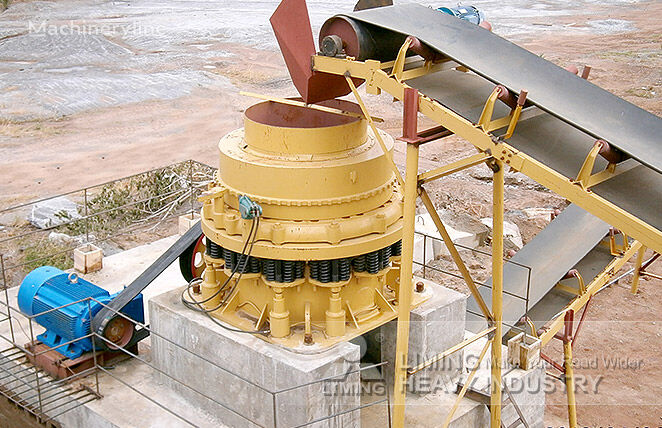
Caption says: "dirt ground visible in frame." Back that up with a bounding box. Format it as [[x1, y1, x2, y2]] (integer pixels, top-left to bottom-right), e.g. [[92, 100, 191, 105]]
[[1, 1, 661, 427]]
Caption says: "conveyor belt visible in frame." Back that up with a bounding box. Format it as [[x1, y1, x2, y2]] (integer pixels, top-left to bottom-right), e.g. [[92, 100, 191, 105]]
[[465, 204, 609, 336], [340, 4, 662, 173], [526, 244, 614, 331], [409, 68, 662, 239]]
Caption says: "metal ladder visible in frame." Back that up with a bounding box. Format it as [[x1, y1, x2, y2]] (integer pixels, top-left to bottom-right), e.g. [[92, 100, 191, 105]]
[[458, 368, 530, 428]]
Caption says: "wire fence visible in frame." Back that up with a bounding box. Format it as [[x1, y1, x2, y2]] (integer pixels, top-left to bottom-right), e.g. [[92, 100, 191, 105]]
[[414, 231, 532, 335], [0, 160, 215, 289], [0, 160, 390, 427], [0, 161, 531, 427], [0, 291, 390, 427]]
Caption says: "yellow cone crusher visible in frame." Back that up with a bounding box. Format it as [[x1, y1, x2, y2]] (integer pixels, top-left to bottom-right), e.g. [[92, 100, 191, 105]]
[[189, 99, 426, 347]]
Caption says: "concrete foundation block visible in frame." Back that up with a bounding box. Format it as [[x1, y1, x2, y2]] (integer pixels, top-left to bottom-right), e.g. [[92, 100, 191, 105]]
[[461, 337, 546, 428], [149, 287, 361, 428], [380, 279, 467, 393], [502, 365, 546, 428]]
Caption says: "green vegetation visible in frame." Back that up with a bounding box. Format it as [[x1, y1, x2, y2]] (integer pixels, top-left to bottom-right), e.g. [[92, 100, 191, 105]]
[[625, 86, 657, 99], [58, 162, 213, 239], [22, 239, 74, 271], [1, 161, 215, 286]]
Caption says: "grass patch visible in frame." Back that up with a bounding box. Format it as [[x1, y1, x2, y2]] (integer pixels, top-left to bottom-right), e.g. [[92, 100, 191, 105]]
[[597, 50, 662, 61], [0, 119, 62, 138], [1, 161, 215, 286], [57, 162, 214, 239], [625, 86, 657, 99], [22, 239, 74, 271]]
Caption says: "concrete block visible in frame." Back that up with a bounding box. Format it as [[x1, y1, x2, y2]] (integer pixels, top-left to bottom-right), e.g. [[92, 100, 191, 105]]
[[415, 213, 481, 259], [502, 365, 546, 428], [461, 337, 546, 428], [179, 212, 201, 235], [74, 243, 103, 273], [149, 287, 361, 428], [414, 234, 435, 266], [380, 279, 467, 393]]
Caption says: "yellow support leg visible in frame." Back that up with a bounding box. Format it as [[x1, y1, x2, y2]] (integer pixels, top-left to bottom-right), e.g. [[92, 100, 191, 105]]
[[564, 340, 578, 428], [631, 246, 646, 294], [391, 141, 420, 428], [490, 160, 504, 427], [443, 339, 491, 428]]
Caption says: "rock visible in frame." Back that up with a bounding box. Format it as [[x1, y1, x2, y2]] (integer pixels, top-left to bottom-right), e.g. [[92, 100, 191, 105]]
[[415, 211, 486, 260], [0, 207, 31, 227], [29, 197, 81, 229], [48, 231, 75, 245], [480, 217, 524, 249], [522, 207, 555, 220], [439, 209, 490, 246], [48, 231, 98, 247]]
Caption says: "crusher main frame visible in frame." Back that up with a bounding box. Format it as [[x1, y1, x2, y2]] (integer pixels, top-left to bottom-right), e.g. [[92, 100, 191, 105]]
[[190, 99, 427, 348]]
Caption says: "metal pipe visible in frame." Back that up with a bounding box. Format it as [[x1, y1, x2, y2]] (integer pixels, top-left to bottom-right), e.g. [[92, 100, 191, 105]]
[[392, 88, 420, 428], [319, 15, 408, 61], [564, 341, 577, 427], [630, 246, 646, 294], [408, 327, 495, 376], [490, 160, 504, 427]]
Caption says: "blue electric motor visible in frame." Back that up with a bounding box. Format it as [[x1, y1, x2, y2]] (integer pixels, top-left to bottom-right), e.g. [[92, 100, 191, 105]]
[[18, 266, 144, 359], [437, 5, 485, 25]]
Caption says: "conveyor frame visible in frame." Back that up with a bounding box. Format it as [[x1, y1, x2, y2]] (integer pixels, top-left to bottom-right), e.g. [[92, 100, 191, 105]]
[[310, 52, 655, 428]]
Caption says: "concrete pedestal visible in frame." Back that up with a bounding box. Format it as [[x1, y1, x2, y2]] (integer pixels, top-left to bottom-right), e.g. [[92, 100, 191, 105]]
[[380, 278, 467, 393], [460, 336, 547, 428], [149, 287, 361, 428]]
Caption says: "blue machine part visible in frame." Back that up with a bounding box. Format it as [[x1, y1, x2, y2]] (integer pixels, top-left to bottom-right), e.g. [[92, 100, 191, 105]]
[[238, 194, 263, 220], [437, 5, 484, 25], [18, 266, 144, 359]]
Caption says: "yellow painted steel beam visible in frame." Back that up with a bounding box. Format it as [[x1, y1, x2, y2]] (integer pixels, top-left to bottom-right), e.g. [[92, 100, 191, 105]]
[[418, 152, 492, 185], [399, 59, 458, 81], [442, 338, 491, 428], [507, 152, 662, 253], [312, 55, 662, 253], [586, 158, 638, 188], [408, 327, 495, 376], [539, 241, 642, 346], [630, 245, 646, 294], [419, 187, 493, 322], [391, 141, 420, 428], [575, 141, 603, 189], [344, 76, 404, 187], [390, 37, 413, 81], [490, 160, 505, 427]]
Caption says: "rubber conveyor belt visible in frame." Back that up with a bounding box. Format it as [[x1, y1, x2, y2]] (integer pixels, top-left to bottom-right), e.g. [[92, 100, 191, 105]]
[[526, 243, 616, 332], [465, 204, 609, 336], [408, 68, 662, 248], [90, 221, 202, 345], [341, 4, 662, 174]]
